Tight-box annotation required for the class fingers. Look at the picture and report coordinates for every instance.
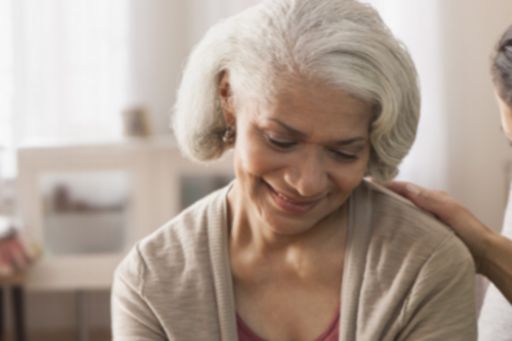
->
[385,180,497,272]
[386,181,480,240]
[385,181,419,199]
[385,181,431,207]
[385,181,454,220]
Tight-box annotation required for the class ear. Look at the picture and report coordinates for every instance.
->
[218,70,236,125]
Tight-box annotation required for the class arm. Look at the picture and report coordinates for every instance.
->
[386,181,512,304]
[479,232,512,303]
[111,247,166,341]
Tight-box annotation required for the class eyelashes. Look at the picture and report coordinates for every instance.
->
[265,135,297,149]
[264,134,358,161]
[328,149,358,160]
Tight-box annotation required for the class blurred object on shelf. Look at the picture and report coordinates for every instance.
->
[122,105,152,138]
[0,217,41,279]
[0,147,40,279]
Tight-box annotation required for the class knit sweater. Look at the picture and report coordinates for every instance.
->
[111,180,477,340]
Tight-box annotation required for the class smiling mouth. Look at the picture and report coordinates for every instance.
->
[264,181,323,214]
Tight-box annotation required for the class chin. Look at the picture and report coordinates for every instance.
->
[257,186,340,235]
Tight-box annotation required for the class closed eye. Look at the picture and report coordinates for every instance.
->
[328,148,358,161]
[265,135,297,149]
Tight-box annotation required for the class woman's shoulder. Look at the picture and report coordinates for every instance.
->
[347,181,477,339]
[111,185,232,337]
[358,179,473,267]
[114,184,230,293]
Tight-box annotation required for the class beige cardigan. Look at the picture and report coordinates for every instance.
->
[111,180,477,340]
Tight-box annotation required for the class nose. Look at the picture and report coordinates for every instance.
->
[283,148,329,197]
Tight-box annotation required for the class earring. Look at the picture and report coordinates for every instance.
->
[222,126,236,144]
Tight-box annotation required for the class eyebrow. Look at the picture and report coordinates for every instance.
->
[269,118,368,146]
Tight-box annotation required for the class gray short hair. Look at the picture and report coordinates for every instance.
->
[172,0,420,181]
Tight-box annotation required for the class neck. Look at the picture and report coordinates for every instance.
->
[227,180,348,266]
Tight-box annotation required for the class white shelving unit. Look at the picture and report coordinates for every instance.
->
[17,138,233,291]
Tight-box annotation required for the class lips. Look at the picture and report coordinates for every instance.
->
[264,181,323,214]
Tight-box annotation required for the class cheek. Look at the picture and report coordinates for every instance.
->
[234,130,281,178]
[332,170,363,194]
[331,154,370,193]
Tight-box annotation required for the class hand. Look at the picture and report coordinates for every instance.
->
[385,181,495,273]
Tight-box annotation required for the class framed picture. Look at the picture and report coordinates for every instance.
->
[17,138,233,290]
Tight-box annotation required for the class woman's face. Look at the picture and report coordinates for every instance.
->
[226,78,373,236]
[496,90,512,141]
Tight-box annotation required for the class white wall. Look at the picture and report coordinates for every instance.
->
[19,0,259,333]
[127,0,189,136]
[437,0,512,230]
[371,0,512,232]
[369,0,449,189]
[128,0,260,136]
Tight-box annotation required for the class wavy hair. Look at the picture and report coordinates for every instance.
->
[172,0,420,181]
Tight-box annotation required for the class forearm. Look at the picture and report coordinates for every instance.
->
[480,232,512,304]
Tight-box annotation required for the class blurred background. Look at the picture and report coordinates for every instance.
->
[0,0,511,340]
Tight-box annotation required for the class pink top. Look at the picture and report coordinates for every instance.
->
[236,309,340,341]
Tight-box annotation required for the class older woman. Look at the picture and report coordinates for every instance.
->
[111,0,477,340]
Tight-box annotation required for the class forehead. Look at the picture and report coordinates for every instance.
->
[254,78,374,139]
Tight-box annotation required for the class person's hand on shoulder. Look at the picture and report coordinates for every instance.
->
[385,181,495,273]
